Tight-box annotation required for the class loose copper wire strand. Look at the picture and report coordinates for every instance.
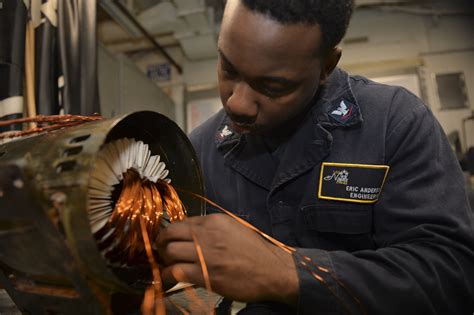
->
[191,231,214,315]
[171,267,208,313]
[182,285,208,314]
[0,115,103,140]
[299,255,366,315]
[294,251,354,315]
[178,190,296,254]
[168,299,190,315]
[140,216,166,315]
[0,114,102,127]
[142,286,156,315]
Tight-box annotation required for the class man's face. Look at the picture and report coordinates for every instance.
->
[217,0,327,135]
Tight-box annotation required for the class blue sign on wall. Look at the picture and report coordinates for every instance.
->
[147,63,172,82]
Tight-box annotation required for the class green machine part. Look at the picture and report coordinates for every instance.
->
[0,111,205,315]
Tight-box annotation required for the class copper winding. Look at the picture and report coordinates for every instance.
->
[92,168,188,314]
[93,169,186,266]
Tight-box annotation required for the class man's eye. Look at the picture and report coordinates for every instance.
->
[222,66,238,79]
[259,85,290,98]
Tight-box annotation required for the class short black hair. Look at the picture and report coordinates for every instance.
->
[240,0,355,54]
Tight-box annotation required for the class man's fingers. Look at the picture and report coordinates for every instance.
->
[161,263,204,287]
[157,216,207,245]
[158,241,199,265]
[157,221,194,245]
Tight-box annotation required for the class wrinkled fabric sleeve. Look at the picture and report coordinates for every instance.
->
[294,91,474,314]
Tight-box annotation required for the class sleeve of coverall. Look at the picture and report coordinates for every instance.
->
[294,91,474,315]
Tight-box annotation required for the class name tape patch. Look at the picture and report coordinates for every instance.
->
[318,162,390,204]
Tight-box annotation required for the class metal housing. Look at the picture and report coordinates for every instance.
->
[0,111,205,314]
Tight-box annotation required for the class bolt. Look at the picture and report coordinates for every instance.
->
[50,192,67,211]
[12,179,24,189]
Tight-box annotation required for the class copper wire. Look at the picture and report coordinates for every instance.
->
[140,216,166,315]
[168,299,190,315]
[191,231,214,314]
[293,251,354,315]
[0,114,103,127]
[170,267,207,314]
[93,169,187,266]
[91,168,189,314]
[0,115,103,140]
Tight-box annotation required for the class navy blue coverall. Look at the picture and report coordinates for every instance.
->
[189,68,474,314]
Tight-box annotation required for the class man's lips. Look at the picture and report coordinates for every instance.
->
[230,121,252,134]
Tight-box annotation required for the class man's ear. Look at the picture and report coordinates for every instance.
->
[320,47,342,84]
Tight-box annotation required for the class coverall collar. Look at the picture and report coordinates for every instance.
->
[214,68,363,191]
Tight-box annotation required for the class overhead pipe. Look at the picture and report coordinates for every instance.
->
[110,0,183,74]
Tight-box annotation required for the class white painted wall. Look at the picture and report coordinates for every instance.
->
[422,51,474,149]
[98,45,177,120]
[130,47,220,131]
[371,74,421,97]
[340,9,474,65]
[340,10,429,66]
[339,10,474,149]
[131,47,188,129]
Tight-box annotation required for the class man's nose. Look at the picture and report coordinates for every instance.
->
[226,82,258,124]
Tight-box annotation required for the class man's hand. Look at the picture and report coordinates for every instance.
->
[156,214,299,305]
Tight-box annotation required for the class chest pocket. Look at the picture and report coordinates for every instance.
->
[300,202,376,252]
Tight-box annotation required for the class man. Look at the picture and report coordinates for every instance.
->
[157,0,474,313]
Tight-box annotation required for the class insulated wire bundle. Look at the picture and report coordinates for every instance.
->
[88,138,186,266]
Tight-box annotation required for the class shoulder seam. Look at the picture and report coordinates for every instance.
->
[386,102,427,142]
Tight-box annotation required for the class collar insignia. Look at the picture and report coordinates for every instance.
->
[219,125,233,138]
[328,99,358,125]
[215,124,239,148]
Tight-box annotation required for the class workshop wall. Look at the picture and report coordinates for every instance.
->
[340,11,474,66]
[422,51,474,149]
[98,45,177,121]
[128,47,219,132]
[340,10,474,148]
[130,46,187,129]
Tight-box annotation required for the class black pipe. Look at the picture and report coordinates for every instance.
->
[112,0,183,74]
[462,112,474,151]
[35,0,61,115]
[0,0,27,131]
[58,0,100,115]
